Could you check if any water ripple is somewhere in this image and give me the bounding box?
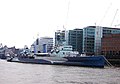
[0,60,120,84]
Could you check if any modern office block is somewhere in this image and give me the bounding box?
[67,29,83,54]
[31,37,53,53]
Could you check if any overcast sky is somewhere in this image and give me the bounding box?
[0,0,120,48]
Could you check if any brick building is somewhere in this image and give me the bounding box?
[101,34,120,59]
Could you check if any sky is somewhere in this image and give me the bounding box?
[0,0,120,48]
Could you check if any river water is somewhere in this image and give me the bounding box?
[0,60,120,84]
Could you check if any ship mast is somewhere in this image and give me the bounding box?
[65,0,70,27]
[63,0,70,46]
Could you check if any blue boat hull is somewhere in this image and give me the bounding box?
[64,56,105,68]
[7,56,105,68]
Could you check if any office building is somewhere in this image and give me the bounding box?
[55,30,65,46]
[55,29,83,54]
[83,26,120,55]
[83,26,95,55]
[31,37,53,53]
[101,34,120,59]
[67,29,83,54]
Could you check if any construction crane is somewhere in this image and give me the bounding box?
[114,24,120,27]
[99,3,112,26]
[110,9,119,26]
[98,3,119,27]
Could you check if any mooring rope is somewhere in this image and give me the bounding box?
[102,55,114,67]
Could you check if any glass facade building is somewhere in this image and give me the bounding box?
[55,26,120,56]
[83,26,120,55]
[67,29,83,54]
[55,29,83,54]
[102,27,120,36]
[55,30,65,46]
[83,26,95,55]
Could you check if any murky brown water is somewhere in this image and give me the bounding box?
[0,60,120,84]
